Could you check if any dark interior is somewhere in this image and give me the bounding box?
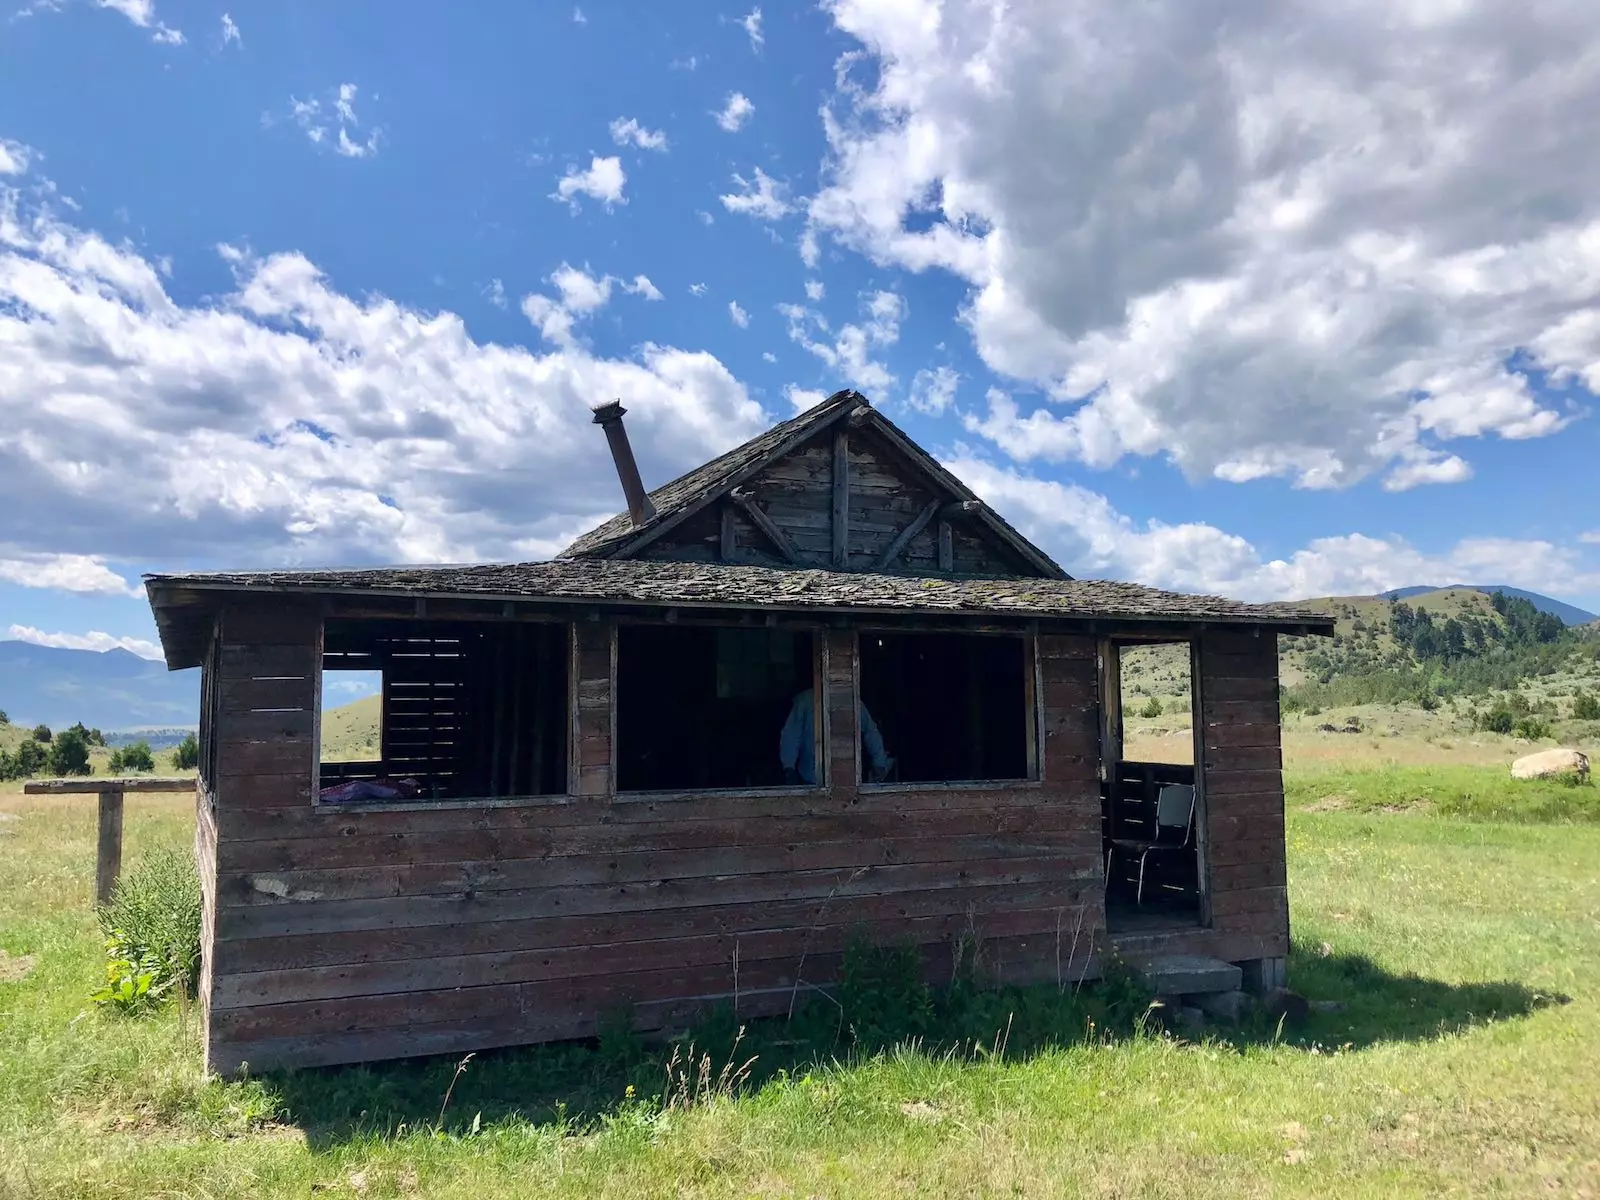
[320,618,569,799]
[616,624,815,791]
[857,631,1029,784]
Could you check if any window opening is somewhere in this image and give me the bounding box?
[857,631,1030,785]
[318,619,568,803]
[320,669,383,763]
[1102,640,1201,929]
[616,624,815,791]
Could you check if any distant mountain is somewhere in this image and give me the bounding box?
[1380,585,1597,627]
[0,641,197,731]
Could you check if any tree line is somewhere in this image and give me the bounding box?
[0,712,199,781]
[1285,591,1600,714]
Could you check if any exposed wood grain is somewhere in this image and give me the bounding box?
[719,503,737,562]
[731,490,800,563]
[937,520,954,571]
[212,905,1083,1008]
[22,777,195,795]
[216,856,1094,941]
[832,427,850,568]
[96,787,124,906]
[222,806,1097,874]
[223,877,1098,974]
[873,500,941,570]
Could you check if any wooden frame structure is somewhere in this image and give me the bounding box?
[145,390,1331,1074]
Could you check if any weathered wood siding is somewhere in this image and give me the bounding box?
[637,428,1036,576]
[1195,628,1288,961]
[199,601,1106,1073]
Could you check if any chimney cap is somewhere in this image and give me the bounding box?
[591,399,626,424]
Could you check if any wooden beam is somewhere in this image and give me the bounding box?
[23,777,193,794]
[939,500,982,519]
[832,427,850,569]
[719,503,737,562]
[847,405,873,428]
[937,520,954,572]
[730,490,799,563]
[873,499,941,571]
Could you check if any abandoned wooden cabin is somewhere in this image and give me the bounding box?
[145,388,1333,1074]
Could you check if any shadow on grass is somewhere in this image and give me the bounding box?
[1280,939,1569,1048]
[263,941,1566,1151]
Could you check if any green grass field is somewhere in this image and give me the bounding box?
[2,760,1597,1197]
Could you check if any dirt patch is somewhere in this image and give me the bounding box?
[1304,795,1350,813]
[0,950,38,982]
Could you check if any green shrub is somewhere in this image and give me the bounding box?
[46,726,92,777]
[32,724,51,743]
[1574,693,1600,721]
[108,741,155,773]
[172,731,200,771]
[1478,705,1515,734]
[839,937,932,1052]
[93,849,202,1014]
[1513,716,1552,741]
[1139,696,1163,719]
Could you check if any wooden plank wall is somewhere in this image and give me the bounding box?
[200,600,1108,1074]
[1195,628,1289,962]
[634,428,1033,576]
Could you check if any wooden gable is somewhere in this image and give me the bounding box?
[632,416,1053,578]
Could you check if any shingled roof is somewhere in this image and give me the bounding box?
[559,389,1066,577]
[145,557,1334,669]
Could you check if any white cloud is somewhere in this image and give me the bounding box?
[729,301,750,328]
[220,12,240,45]
[810,1,1600,493]
[696,210,716,227]
[623,275,663,301]
[484,278,507,309]
[714,92,755,132]
[521,265,661,343]
[779,290,905,394]
[784,385,829,413]
[284,83,380,158]
[0,184,768,569]
[96,0,183,43]
[804,279,825,301]
[550,263,613,313]
[572,6,587,23]
[741,6,763,50]
[610,117,669,152]
[689,282,709,296]
[0,553,141,597]
[7,624,163,660]
[0,140,31,176]
[762,351,777,363]
[908,365,958,415]
[553,156,627,211]
[720,168,791,220]
[948,458,1600,603]
[1580,531,1600,545]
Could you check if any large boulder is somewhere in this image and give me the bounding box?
[1510,748,1590,782]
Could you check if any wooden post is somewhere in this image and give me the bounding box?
[96,786,125,906]
[22,778,198,907]
[832,427,850,568]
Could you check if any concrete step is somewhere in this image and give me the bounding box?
[1131,954,1242,996]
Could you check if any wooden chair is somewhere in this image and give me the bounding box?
[1105,783,1196,905]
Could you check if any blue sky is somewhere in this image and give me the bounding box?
[1,0,1598,661]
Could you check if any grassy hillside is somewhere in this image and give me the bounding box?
[320,694,381,762]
